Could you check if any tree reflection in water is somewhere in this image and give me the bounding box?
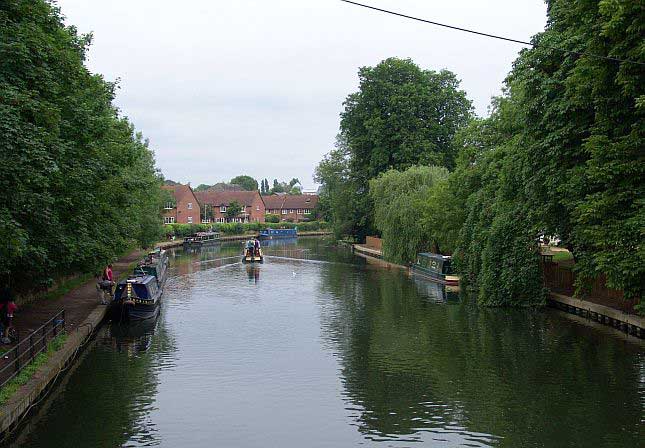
[317,260,644,447]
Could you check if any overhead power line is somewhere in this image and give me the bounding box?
[339,0,645,67]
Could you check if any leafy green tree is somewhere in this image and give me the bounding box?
[225,201,243,220]
[315,137,362,239]
[194,184,211,192]
[230,175,258,192]
[369,166,449,263]
[0,0,162,292]
[319,57,472,239]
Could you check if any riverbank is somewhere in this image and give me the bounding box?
[353,243,644,339]
[161,231,333,248]
[0,247,147,439]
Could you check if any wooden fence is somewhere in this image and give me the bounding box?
[541,262,637,313]
[365,236,382,251]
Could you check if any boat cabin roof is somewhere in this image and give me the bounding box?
[418,252,451,261]
[119,274,156,286]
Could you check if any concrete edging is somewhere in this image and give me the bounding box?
[548,292,644,338]
[0,303,108,437]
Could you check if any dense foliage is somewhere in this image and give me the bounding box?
[369,166,449,264]
[453,0,643,305]
[0,0,163,293]
[317,2,643,307]
[316,58,472,240]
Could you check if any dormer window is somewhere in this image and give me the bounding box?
[220,206,227,213]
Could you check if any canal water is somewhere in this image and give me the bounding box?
[8,238,643,447]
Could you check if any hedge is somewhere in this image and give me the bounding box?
[165,221,328,237]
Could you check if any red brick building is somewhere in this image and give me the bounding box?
[263,194,318,222]
[161,184,201,225]
[195,191,265,223]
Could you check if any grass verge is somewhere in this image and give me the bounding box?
[0,333,68,406]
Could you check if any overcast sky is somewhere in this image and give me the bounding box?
[56,0,547,189]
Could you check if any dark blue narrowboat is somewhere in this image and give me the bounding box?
[112,275,162,321]
[411,253,460,286]
[111,248,168,321]
[258,228,297,240]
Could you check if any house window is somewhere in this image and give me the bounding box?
[256,205,260,211]
[220,206,227,213]
[163,216,175,224]
[187,202,193,210]
[187,217,193,223]
[281,209,287,215]
[304,209,311,214]
[297,209,303,214]
[164,202,174,210]
[202,218,211,223]
[290,209,295,213]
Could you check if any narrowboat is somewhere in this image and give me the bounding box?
[112,274,162,321]
[133,248,169,287]
[242,240,263,263]
[257,228,297,240]
[183,231,220,248]
[411,253,460,286]
[112,248,169,321]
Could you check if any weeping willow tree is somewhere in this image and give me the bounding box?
[369,166,450,264]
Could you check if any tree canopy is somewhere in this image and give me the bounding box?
[318,57,472,240]
[0,0,163,293]
[230,175,258,192]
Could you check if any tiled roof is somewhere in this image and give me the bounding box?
[261,194,318,209]
[162,184,198,205]
[195,190,262,207]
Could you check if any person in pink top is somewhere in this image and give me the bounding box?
[0,287,17,344]
[97,264,115,305]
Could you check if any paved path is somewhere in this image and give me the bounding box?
[0,248,147,385]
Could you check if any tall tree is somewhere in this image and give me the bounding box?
[319,57,472,239]
[0,0,163,292]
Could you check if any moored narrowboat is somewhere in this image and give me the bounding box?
[112,274,162,321]
[183,231,220,248]
[257,228,297,240]
[411,253,459,286]
[133,248,169,287]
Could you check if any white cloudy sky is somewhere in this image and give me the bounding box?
[56,0,547,189]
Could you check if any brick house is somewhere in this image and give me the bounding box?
[161,184,201,225]
[263,194,318,222]
[195,191,265,223]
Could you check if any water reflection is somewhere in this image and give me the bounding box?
[318,259,644,447]
[11,307,177,448]
[8,238,644,448]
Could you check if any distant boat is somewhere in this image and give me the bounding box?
[111,249,169,321]
[257,228,297,240]
[411,253,459,286]
[183,231,220,248]
[242,240,264,263]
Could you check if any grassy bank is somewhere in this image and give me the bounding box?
[0,333,68,405]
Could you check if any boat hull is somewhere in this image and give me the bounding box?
[411,265,460,286]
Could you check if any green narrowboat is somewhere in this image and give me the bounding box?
[411,253,459,286]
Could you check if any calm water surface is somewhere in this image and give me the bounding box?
[9,238,644,447]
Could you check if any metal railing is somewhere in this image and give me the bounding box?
[0,309,65,389]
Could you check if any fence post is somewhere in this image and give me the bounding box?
[14,344,19,374]
[29,334,34,363]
